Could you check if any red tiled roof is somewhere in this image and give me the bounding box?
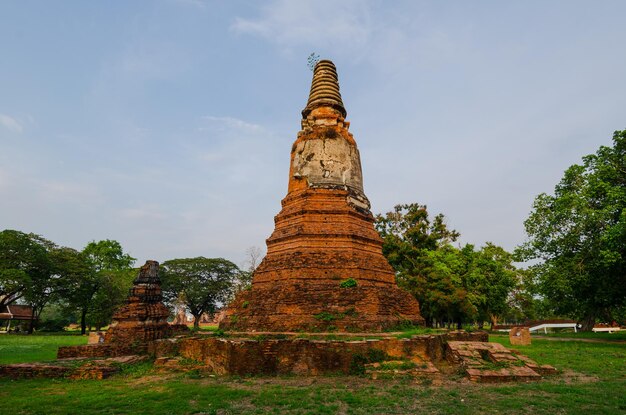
[0,305,35,320]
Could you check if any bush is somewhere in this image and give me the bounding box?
[339,278,358,288]
[37,317,68,332]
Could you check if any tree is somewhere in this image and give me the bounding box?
[0,230,49,307]
[375,203,464,327]
[517,130,626,330]
[161,257,240,329]
[0,231,60,333]
[233,246,263,294]
[83,240,135,273]
[85,268,135,330]
[1,232,137,333]
[464,243,517,328]
[49,246,91,333]
[375,204,518,328]
[55,240,135,334]
[417,245,475,328]
[77,240,135,333]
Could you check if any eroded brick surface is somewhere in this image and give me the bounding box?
[0,355,147,380]
[150,331,488,376]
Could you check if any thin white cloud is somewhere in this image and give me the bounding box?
[119,205,167,220]
[37,179,102,204]
[191,115,282,185]
[230,1,463,72]
[199,115,264,133]
[231,0,372,55]
[0,114,23,133]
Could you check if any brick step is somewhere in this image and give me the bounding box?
[446,341,557,382]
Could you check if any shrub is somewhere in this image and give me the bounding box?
[37,317,69,332]
[339,278,358,288]
[314,312,337,322]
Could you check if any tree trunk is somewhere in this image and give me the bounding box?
[193,313,200,330]
[579,313,595,332]
[81,308,87,335]
[28,308,36,334]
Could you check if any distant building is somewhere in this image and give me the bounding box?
[0,304,36,331]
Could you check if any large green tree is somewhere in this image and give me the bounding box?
[1,232,136,333]
[517,130,626,330]
[85,268,135,331]
[65,240,135,334]
[0,230,48,307]
[161,257,240,329]
[376,204,517,328]
[463,243,517,327]
[375,203,466,327]
[0,230,60,333]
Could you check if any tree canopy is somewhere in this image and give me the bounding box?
[0,230,50,307]
[0,230,137,333]
[161,257,241,329]
[56,240,136,334]
[375,203,517,328]
[517,130,626,330]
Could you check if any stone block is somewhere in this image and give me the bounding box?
[509,327,531,345]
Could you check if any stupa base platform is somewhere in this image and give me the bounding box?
[56,324,189,359]
[220,282,424,332]
[149,331,557,382]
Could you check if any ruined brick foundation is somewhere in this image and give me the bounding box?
[150,331,556,382]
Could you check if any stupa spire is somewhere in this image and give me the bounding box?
[302,59,346,119]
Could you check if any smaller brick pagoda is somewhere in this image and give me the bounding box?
[104,260,171,345]
[57,260,176,359]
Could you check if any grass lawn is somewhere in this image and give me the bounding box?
[0,333,87,364]
[0,333,624,414]
[530,331,626,341]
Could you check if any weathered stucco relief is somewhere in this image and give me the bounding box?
[292,135,364,194]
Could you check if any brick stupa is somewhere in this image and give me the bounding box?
[221,60,423,332]
[104,260,171,345]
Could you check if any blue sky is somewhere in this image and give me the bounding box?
[1,1,625,267]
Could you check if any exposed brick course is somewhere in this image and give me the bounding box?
[150,331,488,376]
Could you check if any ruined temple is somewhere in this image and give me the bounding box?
[221,60,423,332]
[55,260,177,359]
[104,260,171,345]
